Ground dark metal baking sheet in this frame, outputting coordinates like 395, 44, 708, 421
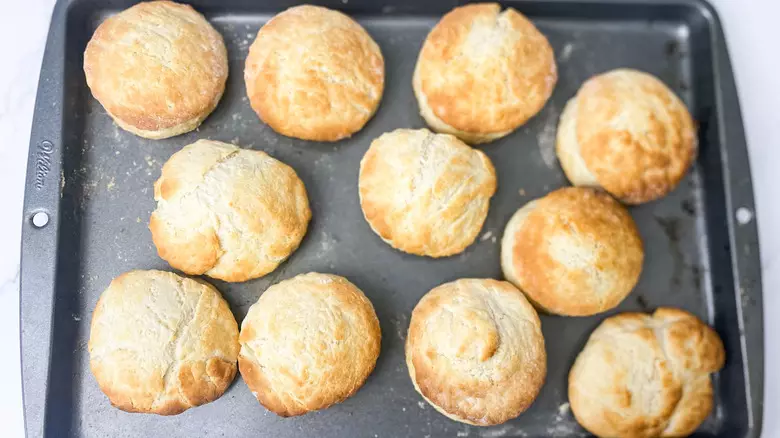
20, 0, 763, 437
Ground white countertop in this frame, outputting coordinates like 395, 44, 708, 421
1, 1, 777, 437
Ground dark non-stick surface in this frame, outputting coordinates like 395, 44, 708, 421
21, 1, 763, 437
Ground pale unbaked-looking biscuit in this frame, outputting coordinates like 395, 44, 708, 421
150, 140, 311, 282
569, 308, 725, 438
238, 273, 381, 416
413, 3, 557, 144
88, 270, 239, 415
245, 5, 384, 141
556, 68, 697, 204
501, 187, 643, 316
406, 279, 546, 426
359, 128, 497, 257
84, 1, 228, 139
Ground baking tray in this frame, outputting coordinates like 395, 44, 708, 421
20, 0, 764, 437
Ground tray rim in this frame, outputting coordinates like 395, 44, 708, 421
19, 0, 764, 437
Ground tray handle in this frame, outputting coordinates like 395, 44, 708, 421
20, 1, 67, 437
703, 1, 765, 436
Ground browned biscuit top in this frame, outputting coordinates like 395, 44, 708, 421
406, 279, 546, 426
569, 308, 725, 437
245, 5, 384, 141
238, 273, 381, 416
501, 187, 644, 316
88, 270, 239, 415
575, 69, 697, 204
84, 1, 228, 135
414, 3, 556, 137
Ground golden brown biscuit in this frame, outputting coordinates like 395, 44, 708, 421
83, 1, 228, 139
358, 128, 497, 257
413, 3, 557, 144
149, 140, 311, 282
501, 187, 643, 316
556, 69, 697, 204
569, 308, 725, 437
88, 270, 239, 415
238, 273, 381, 416
245, 5, 384, 141
406, 279, 546, 426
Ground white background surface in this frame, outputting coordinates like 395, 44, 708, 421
0, 1, 777, 437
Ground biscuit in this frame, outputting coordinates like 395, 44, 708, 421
359, 128, 497, 257
569, 308, 725, 437
84, 1, 228, 139
406, 278, 546, 426
501, 187, 643, 316
556, 69, 697, 204
238, 273, 381, 416
88, 270, 239, 415
413, 3, 557, 144
149, 140, 311, 282
245, 5, 384, 141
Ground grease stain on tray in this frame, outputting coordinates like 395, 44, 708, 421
558, 42, 574, 63
535, 103, 559, 170
681, 198, 696, 216
545, 401, 584, 437
655, 216, 685, 287
390, 314, 408, 341
480, 230, 496, 243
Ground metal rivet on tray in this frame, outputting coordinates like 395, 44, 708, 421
32, 211, 49, 228
736, 207, 753, 225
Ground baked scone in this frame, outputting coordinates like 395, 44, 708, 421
406, 279, 546, 426
88, 270, 239, 415
238, 273, 381, 416
413, 3, 556, 144
84, 1, 228, 139
245, 5, 384, 141
556, 69, 697, 204
501, 187, 643, 316
569, 308, 725, 437
149, 140, 311, 282
359, 128, 497, 257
